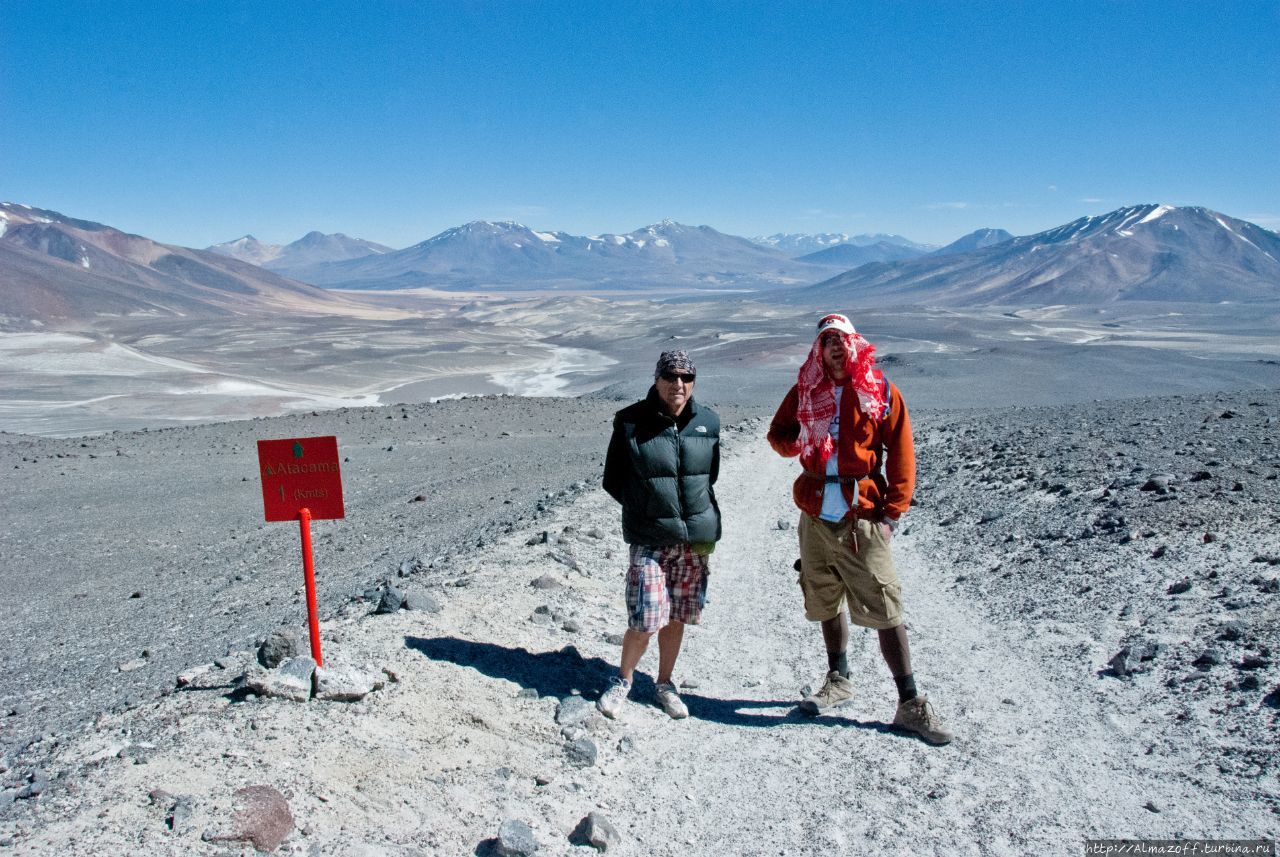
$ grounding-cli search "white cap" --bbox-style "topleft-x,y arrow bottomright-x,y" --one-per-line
815,313 -> 855,337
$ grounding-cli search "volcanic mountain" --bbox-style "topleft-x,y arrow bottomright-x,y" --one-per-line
282,220 -> 846,291
797,205 -> 1280,306
0,203 -> 387,325
208,231 -> 394,274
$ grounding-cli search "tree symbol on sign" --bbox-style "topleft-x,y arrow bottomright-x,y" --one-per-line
292,442 -> 304,459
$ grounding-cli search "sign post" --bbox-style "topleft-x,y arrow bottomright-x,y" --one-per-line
256,436 -> 345,666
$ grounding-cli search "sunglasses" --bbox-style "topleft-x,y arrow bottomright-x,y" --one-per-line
660,371 -> 696,383
820,333 -> 846,347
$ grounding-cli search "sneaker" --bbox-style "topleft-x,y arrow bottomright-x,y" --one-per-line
654,682 -> 689,719
798,671 -> 855,716
596,677 -> 631,719
892,694 -> 954,745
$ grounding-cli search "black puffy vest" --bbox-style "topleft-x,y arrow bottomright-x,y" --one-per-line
602,388 -> 721,546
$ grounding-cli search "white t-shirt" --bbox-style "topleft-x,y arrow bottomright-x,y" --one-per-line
819,388 -> 850,522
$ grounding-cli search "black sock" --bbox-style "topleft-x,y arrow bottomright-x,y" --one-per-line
894,673 -> 918,703
827,651 -> 849,677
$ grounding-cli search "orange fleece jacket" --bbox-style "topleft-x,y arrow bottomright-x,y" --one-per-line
767,379 -> 916,521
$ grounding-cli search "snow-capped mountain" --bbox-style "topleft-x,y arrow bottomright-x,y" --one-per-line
752,232 -> 935,257
208,231 -> 393,272
798,205 -> 1280,306
0,203 -> 372,323
283,219 -> 847,291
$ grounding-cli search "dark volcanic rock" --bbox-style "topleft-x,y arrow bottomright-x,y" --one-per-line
375,586 -> 406,614
257,627 -> 302,668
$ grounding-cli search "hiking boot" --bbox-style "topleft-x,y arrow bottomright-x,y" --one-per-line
798,671 -> 855,716
596,677 -> 631,719
892,694 -> 954,744
655,682 -> 689,719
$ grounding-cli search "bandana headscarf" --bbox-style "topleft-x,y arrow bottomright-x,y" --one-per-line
796,314 -> 886,463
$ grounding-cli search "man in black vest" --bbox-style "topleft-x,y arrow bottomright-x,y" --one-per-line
598,349 -> 721,719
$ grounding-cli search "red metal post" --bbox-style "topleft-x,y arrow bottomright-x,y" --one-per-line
297,507 -> 324,666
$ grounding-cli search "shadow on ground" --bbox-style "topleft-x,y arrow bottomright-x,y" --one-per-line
405,635 -> 897,734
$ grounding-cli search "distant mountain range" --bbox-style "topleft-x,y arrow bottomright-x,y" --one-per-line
3,202 -> 1276,327
797,205 -> 1280,305
751,232 -> 936,257
282,220 -> 847,292
208,231 -> 394,274
0,203 -> 381,323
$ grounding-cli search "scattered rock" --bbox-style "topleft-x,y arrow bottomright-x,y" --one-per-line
257,627 -> 302,668
204,785 -> 295,853
402,590 -> 442,613
566,737 -> 598,768
1218,621 -> 1247,642
530,574 -> 563,591
1192,649 -> 1223,669
375,587 -> 405,614
314,664 -> 381,702
562,618 -> 582,633
1166,577 -> 1190,594
555,696 -> 592,727
495,819 -> 539,856
1139,475 -> 1173,494
548,550 -> 581,572
244,657 -> 316,702
604,632 -> 625,646
1108,638 -> 1159,676
570,812 -> 621,852
176,664 -> 213,688
117,658 -> 148,673
775,519 -> 791,530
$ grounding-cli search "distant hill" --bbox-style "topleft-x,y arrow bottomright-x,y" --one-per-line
796,241 -> 927,267
0,203 -> 388,324
285,220 -> 846,291
931,228 -> 1014,256
796,204 -> 1280,306
751,232 -> 935,257
208,231 -> 394,273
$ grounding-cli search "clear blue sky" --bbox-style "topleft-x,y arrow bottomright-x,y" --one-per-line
3,1 -> 1277,249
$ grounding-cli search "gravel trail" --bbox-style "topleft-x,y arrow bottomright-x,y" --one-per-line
5,392 -> 1274,854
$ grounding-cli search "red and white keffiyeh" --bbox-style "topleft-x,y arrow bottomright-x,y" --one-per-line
795,321 -> 886,463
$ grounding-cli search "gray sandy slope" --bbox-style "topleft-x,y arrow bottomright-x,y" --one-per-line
2,388 -> 1276,853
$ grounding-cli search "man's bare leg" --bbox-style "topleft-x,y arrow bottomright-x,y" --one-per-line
618,628 -> 651,682
656,619 -> 685,685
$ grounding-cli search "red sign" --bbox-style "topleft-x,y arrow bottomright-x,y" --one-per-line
257,436 -> 345,522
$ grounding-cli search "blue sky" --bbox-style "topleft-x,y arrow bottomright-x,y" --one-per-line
3,1 -> 1277,249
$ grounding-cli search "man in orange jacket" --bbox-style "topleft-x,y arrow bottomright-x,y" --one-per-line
768,312 -> 953,744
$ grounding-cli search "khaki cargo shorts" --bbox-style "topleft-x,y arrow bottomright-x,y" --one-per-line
797,513 -> 904,629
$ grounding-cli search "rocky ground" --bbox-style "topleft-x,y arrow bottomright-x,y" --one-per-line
0,388 -> 1275,854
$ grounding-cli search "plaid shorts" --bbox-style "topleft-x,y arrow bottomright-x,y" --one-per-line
625,543 -> 710,633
